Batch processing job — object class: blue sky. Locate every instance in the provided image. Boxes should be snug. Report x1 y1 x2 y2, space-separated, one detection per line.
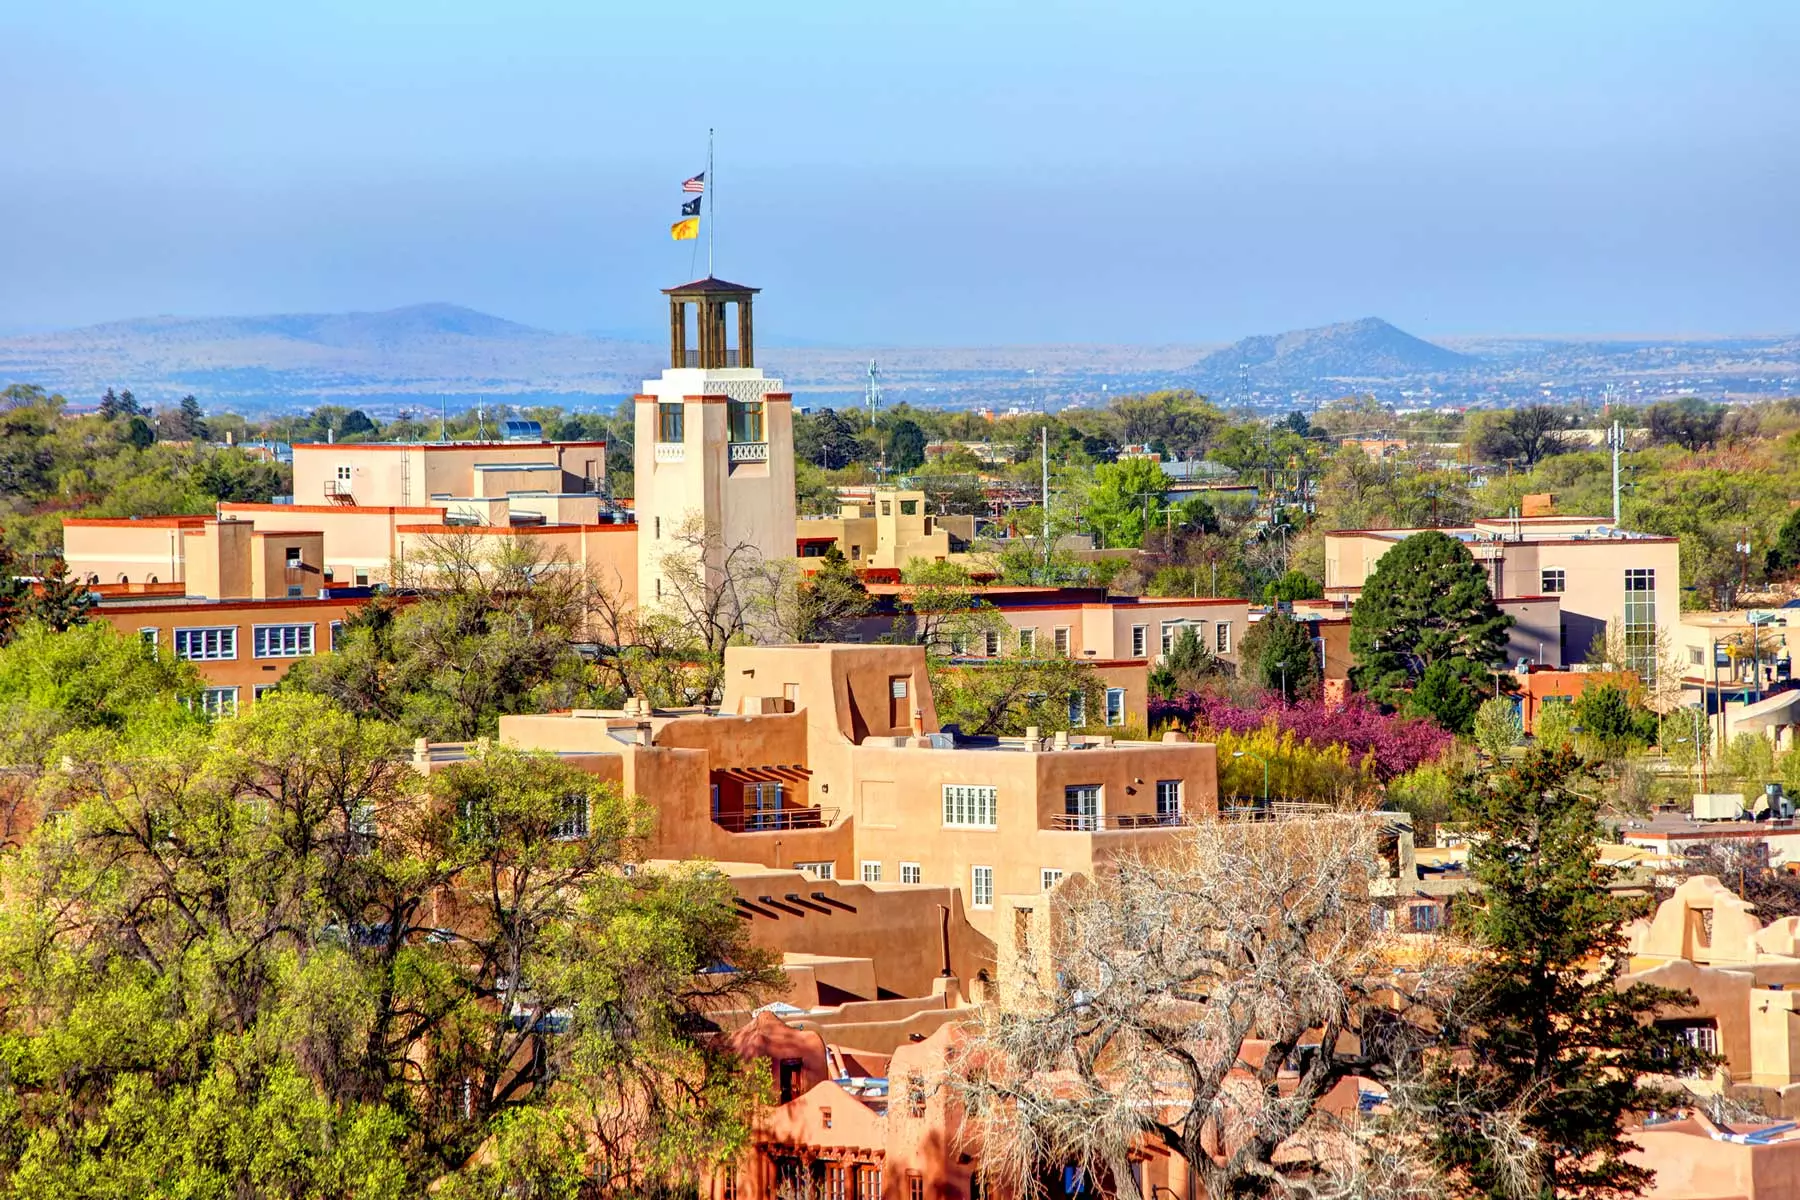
2 0 1796 343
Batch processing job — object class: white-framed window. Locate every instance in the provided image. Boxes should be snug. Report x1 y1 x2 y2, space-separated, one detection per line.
900 862 921 884
1160 621 1180 655
1215 622 1232 654
1064 784 1101 831
1541 567 1566 594
1131 624 1147 657
971 865 994 908
174 626 237 661
1156 779 1182 819
336 464 351 483
795 861 835 881
1105 688 1126 726
1068 691 1087 726
943 784 998 828
1019 627 1036 654
983 631 1000 657
861 860 883 883
1053 627 1071 656
354 569 369 586
138 627 159 648
329 620 345 651
552 792 590 840
253 623 314 658
1041 868 1064 892
197 686 239 716
253 684 279 700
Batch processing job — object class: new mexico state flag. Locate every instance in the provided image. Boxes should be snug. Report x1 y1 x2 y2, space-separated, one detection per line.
670 217 700 241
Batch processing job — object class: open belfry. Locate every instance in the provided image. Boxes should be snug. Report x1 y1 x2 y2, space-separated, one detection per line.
635 276 797 606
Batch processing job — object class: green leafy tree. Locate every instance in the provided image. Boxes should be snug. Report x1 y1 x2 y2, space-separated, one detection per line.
0 622 201 769
885 418 927 473
795 408 868 470
1646 396 1725 450
1240 608 1320 701
0 696 778 1197
1437 746 1706 1199
1572 682 1647 759
1262 568 1323 604
930 645 1102 736
1472 694 1523 759
284 533 598 739
1349 530 1512 714
1084 456 1168 549
1164 624 1220 692
1767 506 1800 576
1408 659 1483 734
763 546 872 642
1469 404 1576 466
1535 698 1577 750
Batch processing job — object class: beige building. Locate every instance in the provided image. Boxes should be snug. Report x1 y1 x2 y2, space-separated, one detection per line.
290 437 608 517
633 277 797 609
1324 516 1680 676
796 488 977 569
482 642 1219 940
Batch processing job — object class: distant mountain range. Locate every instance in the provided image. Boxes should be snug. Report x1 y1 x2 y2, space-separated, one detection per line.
1190 317 1473 387
2 303 1795 414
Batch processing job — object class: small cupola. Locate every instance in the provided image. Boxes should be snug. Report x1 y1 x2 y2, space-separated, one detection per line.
663 276 759 369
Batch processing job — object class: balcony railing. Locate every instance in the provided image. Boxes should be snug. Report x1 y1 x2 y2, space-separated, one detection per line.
728 441 769 464
680 350 742 368
1049 812 1188 832
323 479 354 502
713 806 838 834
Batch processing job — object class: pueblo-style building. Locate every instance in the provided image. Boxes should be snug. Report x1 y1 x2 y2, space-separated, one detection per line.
471 641 1218 942
635 277 797 609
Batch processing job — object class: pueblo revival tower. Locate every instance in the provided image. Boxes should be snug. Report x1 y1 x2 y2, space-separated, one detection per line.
633 277 796 606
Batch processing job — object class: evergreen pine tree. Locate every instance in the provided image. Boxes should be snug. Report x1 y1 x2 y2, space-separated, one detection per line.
1436 746 1707 1198
1349 529 1512 711
1241 608 1321 701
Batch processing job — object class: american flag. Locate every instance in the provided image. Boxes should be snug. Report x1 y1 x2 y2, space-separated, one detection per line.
682 172 705 194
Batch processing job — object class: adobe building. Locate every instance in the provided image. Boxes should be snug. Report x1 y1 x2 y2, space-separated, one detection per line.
797 489 978 570
1623 876 1800 1111
471 642 1219 940
634 277 797 609
1324 516 1680 676
88 590 391 715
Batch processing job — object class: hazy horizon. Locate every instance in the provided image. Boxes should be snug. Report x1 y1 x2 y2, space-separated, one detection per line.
5 1 1797 345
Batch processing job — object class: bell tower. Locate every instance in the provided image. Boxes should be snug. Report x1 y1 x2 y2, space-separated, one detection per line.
634 276 795 612
666 277 756 369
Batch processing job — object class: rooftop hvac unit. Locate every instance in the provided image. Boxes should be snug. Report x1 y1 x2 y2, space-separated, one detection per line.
501 419 543 442
1692 793 1745 821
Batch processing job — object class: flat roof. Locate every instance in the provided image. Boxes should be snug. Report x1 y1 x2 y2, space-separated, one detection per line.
291 440 605 451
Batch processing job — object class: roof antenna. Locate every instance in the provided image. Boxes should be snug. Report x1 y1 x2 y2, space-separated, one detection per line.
865 359 883 416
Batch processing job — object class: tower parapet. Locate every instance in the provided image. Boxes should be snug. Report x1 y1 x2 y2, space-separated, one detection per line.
635 277 794 609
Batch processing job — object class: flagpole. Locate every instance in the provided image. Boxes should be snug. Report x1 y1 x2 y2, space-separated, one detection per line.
706 128 715 278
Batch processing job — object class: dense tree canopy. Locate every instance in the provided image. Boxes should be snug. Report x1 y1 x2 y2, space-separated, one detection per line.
1349 531 1512 725
1438 747 1704 1198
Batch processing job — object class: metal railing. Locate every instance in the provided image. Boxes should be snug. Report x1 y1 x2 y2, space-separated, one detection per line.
728 441 769 464
324 479 353 499
1048 811 1188 832
713 806 838 834
679 350 742 368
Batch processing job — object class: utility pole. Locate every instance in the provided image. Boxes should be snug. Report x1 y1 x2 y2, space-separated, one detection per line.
1607 420 1625 524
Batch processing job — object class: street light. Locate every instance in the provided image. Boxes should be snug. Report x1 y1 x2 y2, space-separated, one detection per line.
1232 750 1269 812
